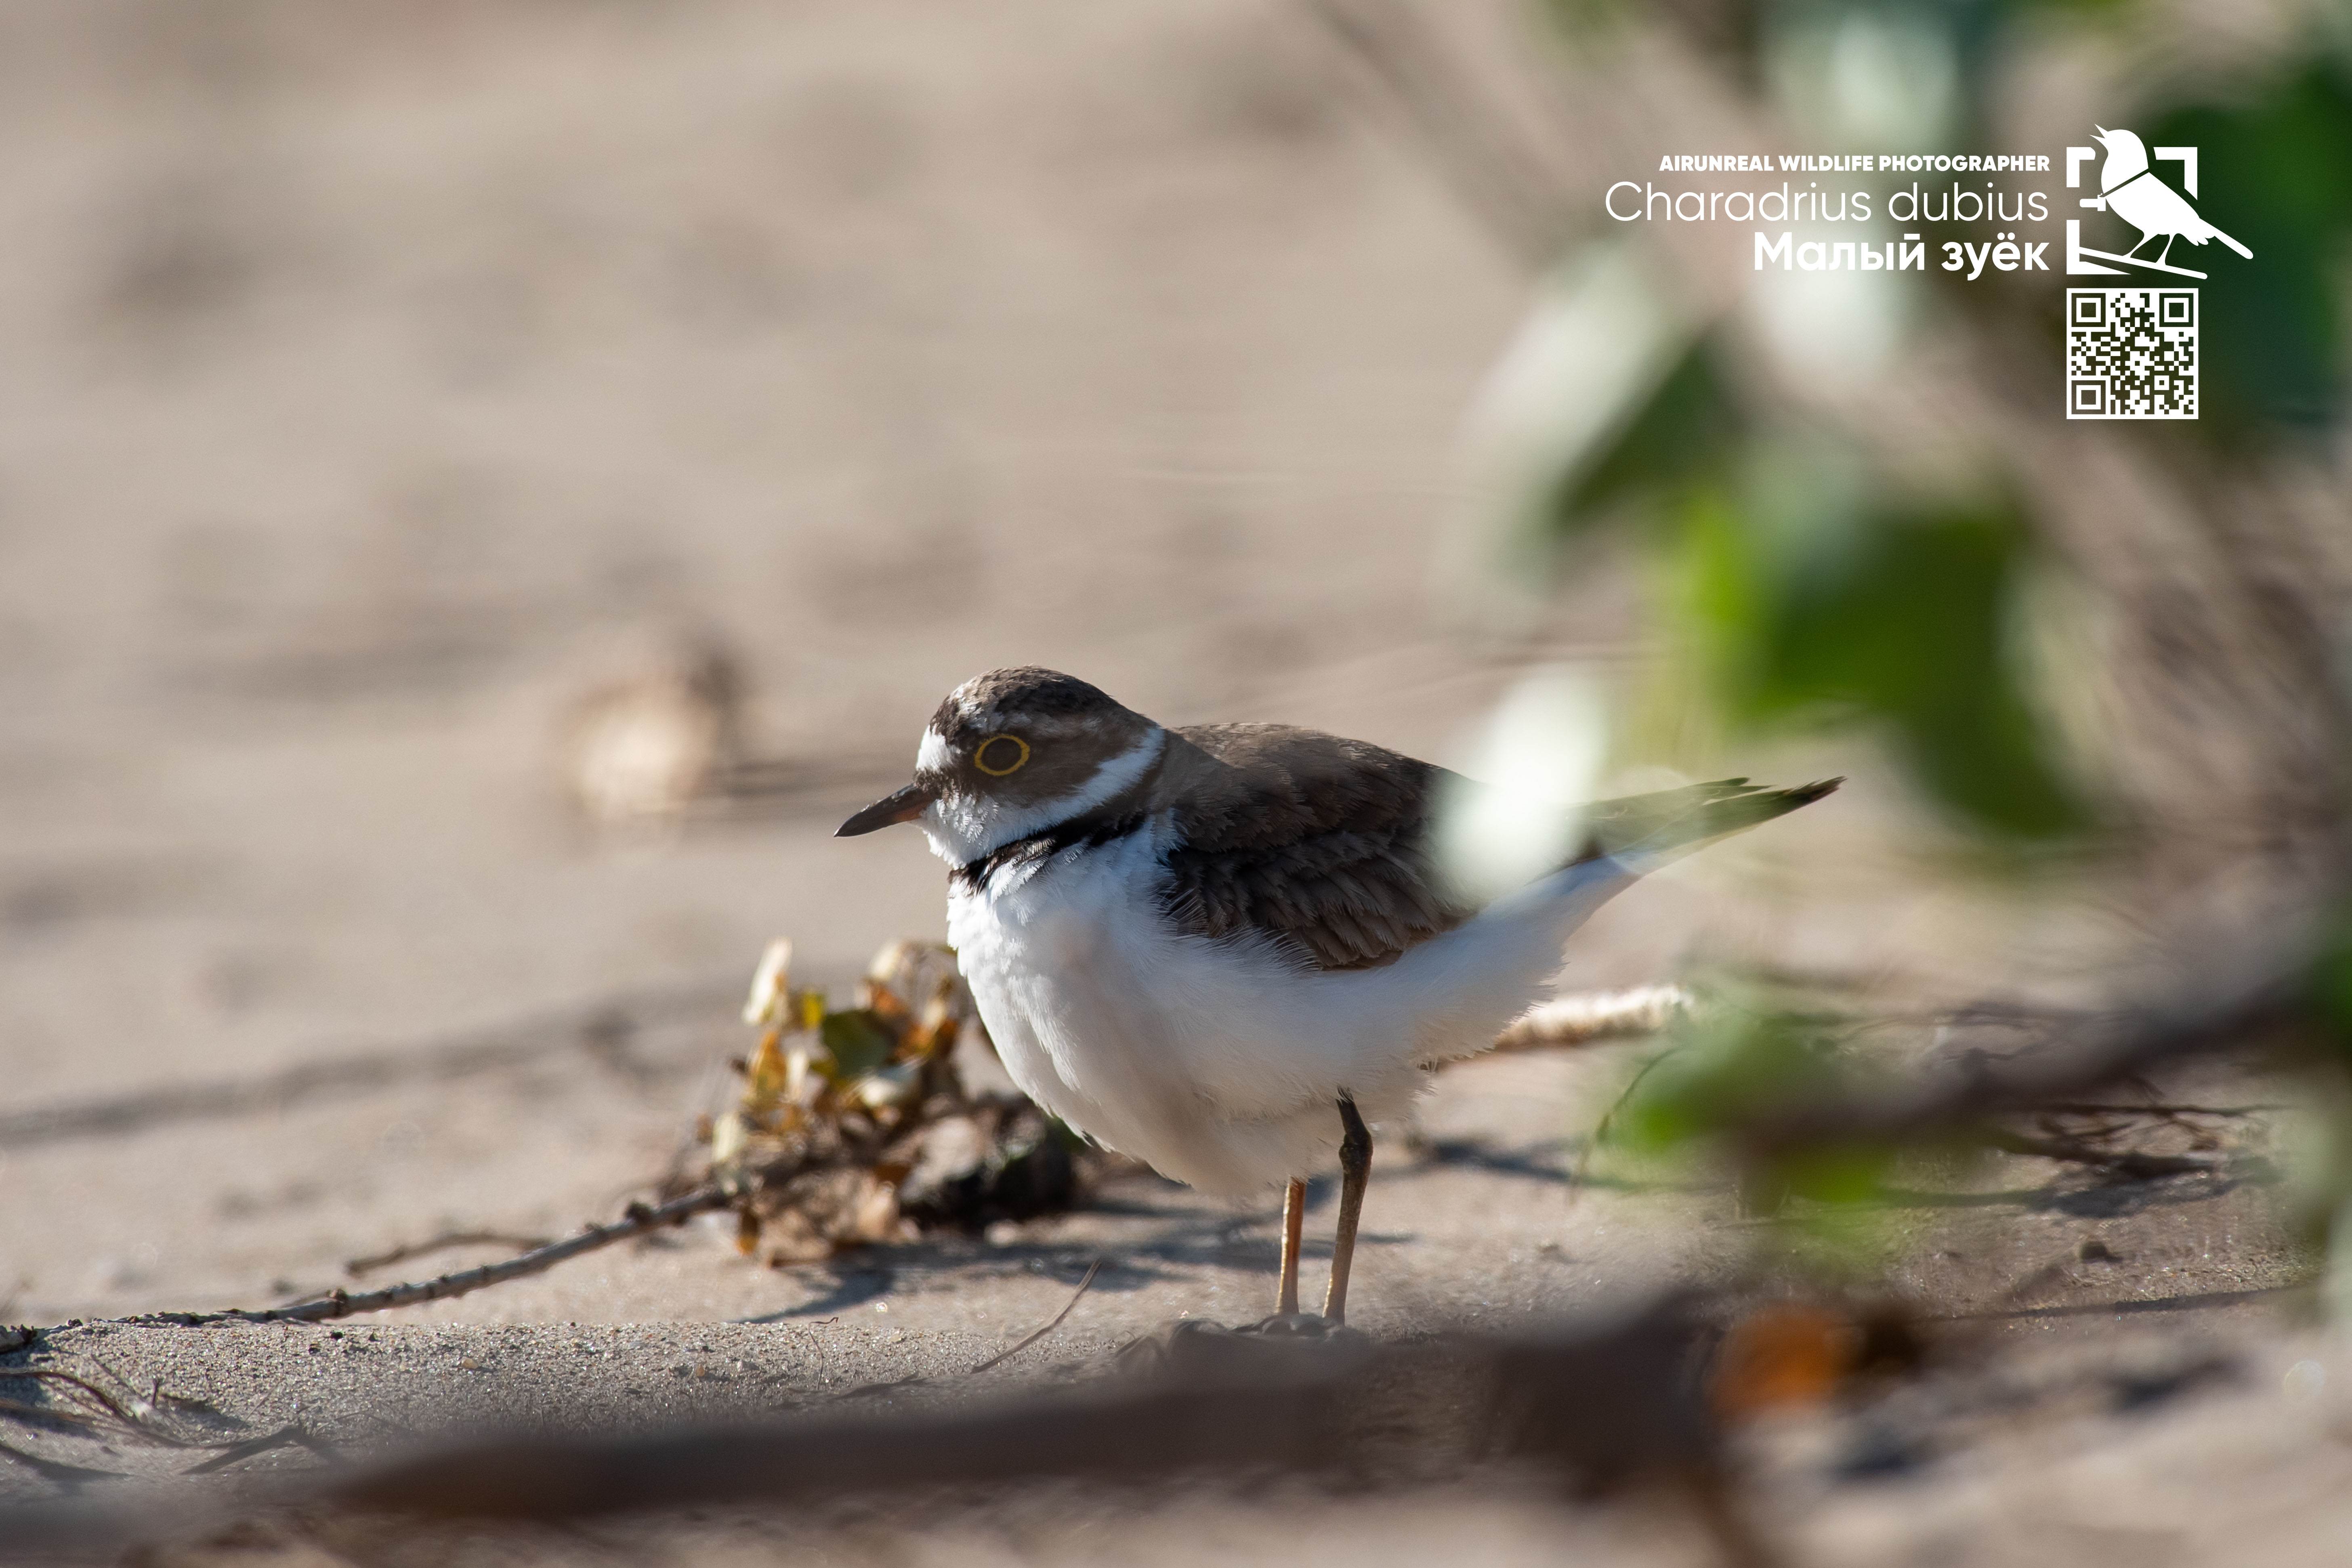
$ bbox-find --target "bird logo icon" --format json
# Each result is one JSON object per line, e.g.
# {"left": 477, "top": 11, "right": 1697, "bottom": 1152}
{"left": 2066, "top": 127, "right": 2252, "bottom": 278}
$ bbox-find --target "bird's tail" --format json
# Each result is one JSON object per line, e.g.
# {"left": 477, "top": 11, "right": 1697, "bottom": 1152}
{"left": 2214, "top": 227, "right": 2253, "bottom": 259}
{"left": 1391, "top": 777, "right": 1838, "bottom": 1071}
{"left": 1576, "top": 776, "right": 1842, "bottom": 867}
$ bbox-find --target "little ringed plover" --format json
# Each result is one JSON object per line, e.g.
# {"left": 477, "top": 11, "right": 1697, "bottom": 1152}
{"left": 839, "top": 667, "right": 1836, "bottom": 1325}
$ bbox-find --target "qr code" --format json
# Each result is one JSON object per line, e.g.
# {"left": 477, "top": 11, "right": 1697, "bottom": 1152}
{"left": 2066, "top": 289, "right": 2197, "bottom": 419}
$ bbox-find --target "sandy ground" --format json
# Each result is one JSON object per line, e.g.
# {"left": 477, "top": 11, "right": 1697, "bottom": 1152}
{"left": 0, "top": 1, "right": 2339, "bottom": 1562}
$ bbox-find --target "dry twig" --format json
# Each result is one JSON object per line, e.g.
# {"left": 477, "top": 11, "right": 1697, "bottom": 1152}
{"left": 1486, "top": 987, "right": 1691, "bottom": 1056}
{"left": 1730, "top": 965, "right": 2308, "bottom": 1164}
{"left": 107, "top": 1186, "right": 729, "bottom": 1329}
{"left": 1978, "top": 1129, "right": 2219, "bottom": 1180}
{"left": 344, "top": 1232, "right": 555, "bottom": 1277}
{"left": 0, "top": 1368, "right": 193, "bottom": 1447}
{"left": 0, "top": 1367, "right": 337, "bottom": 1487}
{"left": 967, "top": 1257, "right": 1106, "bottom": 1377}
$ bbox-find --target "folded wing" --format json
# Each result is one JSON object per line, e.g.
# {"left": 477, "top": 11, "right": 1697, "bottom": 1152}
{"left": 1155, "top": 724, "right": 1836, "bottom": 973}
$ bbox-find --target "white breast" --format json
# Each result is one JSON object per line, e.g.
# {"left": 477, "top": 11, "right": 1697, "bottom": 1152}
{"left": 947, "top": 829, "right": 1214, "bottom": 1175}
{"left": 947, "top": 823, "right": 1641, "bottom": 1196}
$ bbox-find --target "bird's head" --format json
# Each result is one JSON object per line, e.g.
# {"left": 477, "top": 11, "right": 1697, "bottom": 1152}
{"left": 2093, "top": 126, "right": 2150, "bottom": 178}
{"left": 836, "top": 667, "right": 1163, "bottom": 864}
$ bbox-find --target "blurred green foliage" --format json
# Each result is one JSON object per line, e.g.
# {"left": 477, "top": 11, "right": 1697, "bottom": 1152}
{"left": 2151, "top": 57, "right": 2352, "bottom": 434}
{"left": 1596, "top": 992, "right": 1907, "bottom": 1262}
{"left": 1547, "top": 338, "right": 2085, "bottom": 838}
{"left": 1721, "top": 489, "right": 2079, "bottom": 836}
{"left": 1607, "top": 1005, "right": 1846, "bottom": 1155}
{"left": 1529, "top": 9, "right": 2352, "bottom": 839}
{"left": 1531, "top": 1, "right": 2352, "bottom": 1257}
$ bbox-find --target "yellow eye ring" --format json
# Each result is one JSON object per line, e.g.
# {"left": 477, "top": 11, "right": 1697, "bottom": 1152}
{"left": 974, "top": 734, "right": 1031, "bottom": 776}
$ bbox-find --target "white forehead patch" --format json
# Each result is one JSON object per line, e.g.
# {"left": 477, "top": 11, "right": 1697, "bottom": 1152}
{"left": 917, "top": 729, "right": 952, "bottom": 773}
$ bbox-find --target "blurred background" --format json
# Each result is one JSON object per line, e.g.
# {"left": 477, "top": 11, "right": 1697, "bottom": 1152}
{"left": 0, "top": 0, "right": 1557, "bottom": 1110}
{"left": 4, "top": 0, "right": 2350, "bottom": 1344}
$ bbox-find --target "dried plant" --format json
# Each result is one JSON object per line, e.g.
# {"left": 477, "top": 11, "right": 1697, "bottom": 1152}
{"left": 688, "top": 937, "right": 1082, "bottom": 1264}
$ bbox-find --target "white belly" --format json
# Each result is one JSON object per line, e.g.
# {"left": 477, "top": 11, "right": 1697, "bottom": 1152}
{"left": 944, "top": 830, "right": 1636, "bottom": 1196}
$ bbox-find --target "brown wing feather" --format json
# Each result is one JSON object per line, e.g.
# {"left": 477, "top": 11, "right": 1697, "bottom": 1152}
{"left": 1577, "top": 776, "right": 1842, "bottom": 859}
{"left": 1154, "top": 724, "right": 1469, "bottom": 971}
{"left": 1152, "top": 725, "right": 1838, "bottom": 972}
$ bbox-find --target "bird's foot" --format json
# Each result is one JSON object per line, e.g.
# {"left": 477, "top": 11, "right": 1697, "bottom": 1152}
{"left": 1115, "top": 1314, "right": 1370, "bottom": 1379}
{"left": 1233, "top": 1310, "right": 1354, "bottom": 1339}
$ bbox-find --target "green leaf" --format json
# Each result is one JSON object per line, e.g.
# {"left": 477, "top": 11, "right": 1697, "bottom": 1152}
{"left": 817, "top": 1009, "right": 897, "bottom": 1084}
{"left": 1546, "top": 340, "right": 1742, "bottom": 538}
{"left": 2308, "top": 907, "right": 2352, "bottom": 1043}
{"left": 1740, "top": 489, "right": 2086, "bottom": 838}
{"left": 1598, "top": 996, "right": 1903, "bottom": 1266}
{"left": 1606, "top": 1005, "right": 1848, "bottom": 1157}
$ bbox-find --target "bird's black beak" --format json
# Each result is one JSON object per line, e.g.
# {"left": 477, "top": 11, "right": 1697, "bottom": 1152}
{"left": 836, "top": 781, "right": 935, "bottom": 837}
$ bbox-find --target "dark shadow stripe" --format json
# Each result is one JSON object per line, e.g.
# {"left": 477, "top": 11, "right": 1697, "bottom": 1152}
{"left": 1932, "top": 1283, "right": 2311, "bottom": 1322}
{"left": 0, "top": 976, "right": 733, "bottom": 1150}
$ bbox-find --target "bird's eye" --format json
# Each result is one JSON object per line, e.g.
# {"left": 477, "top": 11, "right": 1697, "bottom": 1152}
{"left": 973, "top": 734, "right": 1031, "bottom": 777}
